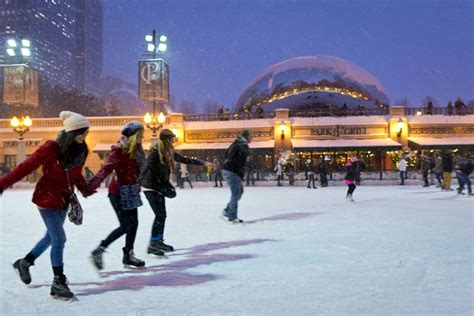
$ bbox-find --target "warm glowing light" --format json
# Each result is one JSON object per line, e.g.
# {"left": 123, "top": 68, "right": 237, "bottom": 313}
{"left": 279, "top": 121, "right": 286, "bottom": 133}
{"left": 10, "top": 116, "right": 20, "bottom": 128}
{"left": 416, "top": 110, "right": 422, "bottom": 116}
{"left": 396, "top": 118, "right": 404, "bottom": 131}
{"left": 23, "top": 116, "right": 32, "bottom": 127}
{"left": 157, "top": 112, "right": 166, "bottom": 124}
{"left": 144, "top": 112, "right": 152, "bottom": 124}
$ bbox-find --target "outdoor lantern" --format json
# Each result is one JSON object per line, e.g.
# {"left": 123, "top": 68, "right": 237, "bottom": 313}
{"left": 396, "top": 118, "right": 404, "bottom": 138}
{"left": 144, "top": 112, "right": 152, "bottom": 124}
{"left": 279, "top": 121, "right": 286, "bottom": 140}
{"left": 157, "top": 112, "right": 166, "bottom": 124}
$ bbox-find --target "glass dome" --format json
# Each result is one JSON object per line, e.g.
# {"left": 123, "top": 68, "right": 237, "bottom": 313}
{"left": 236, "top": 55, "right": 389, "bottom": 111}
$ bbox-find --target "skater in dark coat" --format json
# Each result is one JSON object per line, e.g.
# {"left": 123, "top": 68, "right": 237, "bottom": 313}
{"left": 318, "top": 160, "right": 329, "bottom": 187}
{"left": 140, "top": 129, "right": 213, "bottom": 256}
{"left": 89, "top": 121, "right": 147, "bottom": 270}
{"left": 221, "top": 130, "right": 251, "bottom": 223}
{"left": 344, "top": 157, "right": 358, "bottom": 202}
{"left": 0, "top": 111, "right": 92, "bottom": 299}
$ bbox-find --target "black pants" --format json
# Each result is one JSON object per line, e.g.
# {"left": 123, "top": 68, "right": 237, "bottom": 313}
{"left": 307, "top": 174, "right": 316, "bottom": 188}
{"left": 215, "top": 173, "right": 223, "bottom": 187}
{"left": 320, "top": 174, "right": 328, "bottom": 187}
{"left": 144, "top": 191, "right": 166, "bottom": 239}
{"left": 347, "top": 184, "right": 356, "bottom": 196}
{"left": 100, "top": 194, "right": 138, "bottom": 251}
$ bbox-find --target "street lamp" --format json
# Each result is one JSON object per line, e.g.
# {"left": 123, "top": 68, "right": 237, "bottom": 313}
{"left": 144, "top": 111, "right": 166, "bottom": 138}
{"left": 145, "top": 30, "right": 167, "bottom": 59}
{"left": 5, "top": 37, "right": 32, "bottom": 62}
{"left": 10, "top": 116, "right": 32, "bottom": 166}
{"left": 10, "top": 115, "right": 32, "bottom": 140}
{"left": 396, "top": 117, "right": 404, "bottom": 138}
{"left": 279, "top": 121, "right": 286, "bottom": 140}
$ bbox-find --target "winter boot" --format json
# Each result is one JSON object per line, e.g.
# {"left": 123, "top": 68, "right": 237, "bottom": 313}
{"left": 13, "top": 258, "right": 33, "bottom": 285}
{"left": 50, "top": 275, "right": 74, "bottom": 299}
{"left": 147, "top": 241, "right": 165, "bottom": 256}
{"left": 122, "top": 248, "right": 145, "bottom": 268}
{"left": 90, "top": 246, "right": 106, "bottom": 270}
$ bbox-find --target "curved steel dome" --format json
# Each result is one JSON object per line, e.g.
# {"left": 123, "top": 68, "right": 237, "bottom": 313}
{"left": 236, "top": 56, "right": 389, "bottom": 111}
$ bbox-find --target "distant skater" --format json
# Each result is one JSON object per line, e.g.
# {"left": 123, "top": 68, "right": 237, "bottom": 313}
{"left": 344, "top": 157, "right": 358, "bottom": 202}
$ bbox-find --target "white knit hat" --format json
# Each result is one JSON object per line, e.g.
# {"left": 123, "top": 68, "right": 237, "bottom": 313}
{"left": 59, "top": 111, "right": 90, "bottom": 132}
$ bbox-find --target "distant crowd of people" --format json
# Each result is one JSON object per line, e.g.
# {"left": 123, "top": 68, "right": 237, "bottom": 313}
{"left": 424, "top": 97, "right": 471, "bottom": 115}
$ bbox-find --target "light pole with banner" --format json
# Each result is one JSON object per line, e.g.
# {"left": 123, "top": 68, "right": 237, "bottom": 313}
{"left": 139, "top": 30, "right": 169, "bottom": 143}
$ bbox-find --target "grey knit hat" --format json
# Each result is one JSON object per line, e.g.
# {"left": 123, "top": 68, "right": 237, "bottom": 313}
{"left": 121, "top": 121, "right": 144, "bottom": 137}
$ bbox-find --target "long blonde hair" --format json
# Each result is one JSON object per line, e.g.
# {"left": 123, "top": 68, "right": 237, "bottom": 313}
{"left": 156, "top": 138, "right": 175, "bottom": 171}
{"left": 123, "top": 129, "right": 144, "bottom": 159}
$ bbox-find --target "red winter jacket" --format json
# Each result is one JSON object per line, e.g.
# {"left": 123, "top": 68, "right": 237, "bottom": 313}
{"left": 87, "top": 144, "right": 141, "bottom": 195}
{"left": 0, "top": 140, "right": 93, "bottom": 210}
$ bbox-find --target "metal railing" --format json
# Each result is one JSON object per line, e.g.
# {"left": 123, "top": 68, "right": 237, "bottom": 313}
{"left": 184, "top": 111, "right": 275, "bottom": 121}
{"left": 289, "top": 108, "right": 389, "bottom": 117}
{"left": 405, "top": 107, "right": 474, "bottom": 116}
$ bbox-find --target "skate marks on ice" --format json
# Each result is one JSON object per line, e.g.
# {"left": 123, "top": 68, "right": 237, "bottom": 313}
{"left": 72, "top": 239, "right": 274, "bottom": 296}
{"left": 244, "top": 212, "right": 323, "bottom": 224}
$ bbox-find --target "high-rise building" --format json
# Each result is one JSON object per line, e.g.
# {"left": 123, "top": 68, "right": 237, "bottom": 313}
{"left": 0, "top": 0, "right": 103, "bottom": 94}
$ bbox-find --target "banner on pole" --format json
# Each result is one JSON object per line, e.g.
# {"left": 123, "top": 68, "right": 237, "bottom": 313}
{"left": 2, "top": 65, "right": 39, "bottom": 107}
{"left": 138, "top": 59, "right": 169, "bottom": 103}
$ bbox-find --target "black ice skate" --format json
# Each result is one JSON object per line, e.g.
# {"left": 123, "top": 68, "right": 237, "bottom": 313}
{"left": 13, "top": 258, "right": 33, "bottom": 285}
{"left": 50, "top": 275, "right": 74, "bottom": 299}
{"left": 123, "top": 248, "right": 145, "bottom": 268}
{"left": 90, "top": 246, "right": 106, "bottom": 270}
{"left": 148, "top": 240, "right": 174, "bottom": 255}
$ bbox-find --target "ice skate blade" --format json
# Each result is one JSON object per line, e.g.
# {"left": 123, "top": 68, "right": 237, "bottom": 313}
{"left": 147, "top": 253, "right": 168, "bottom": 259}
{"left": 123, "top": 264, "right": 146, "bottom": 269}
{"left": 50, "top": 291, "right": 74, "bottom": 301}
{"left": 220, "top": 215, "right": 245, "bottom": 224}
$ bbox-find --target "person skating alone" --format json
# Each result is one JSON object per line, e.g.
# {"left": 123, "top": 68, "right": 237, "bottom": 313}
{"left": 222, "top": 130, "right": 251, "bottom": 223}
{"left": 307, "top": 162, "right": 317, "bottom": 189}
{"left": 89, "top": 122, "right": 146, "bottom": 270}
{"left": 213, "top": 159, "right": 223, "bottom": 187}
{"left": 179, "top": 163, "right": 193, "bottom": 188}
{"left": 0, "top": 111, "right": 93, "bottom": 299}
{"left": 140, "top": 129, "right": 213, "bottom": 256}
{"left": 344, "top": 157, "right": 358, "bottom": 202}
{"left": 399, "top": 156, "right": 407, "bottom": 185}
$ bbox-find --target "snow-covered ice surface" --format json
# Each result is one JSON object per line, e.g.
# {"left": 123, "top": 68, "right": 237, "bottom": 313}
{"left": 0, "top": 185, "right": 472, "bottom": 315}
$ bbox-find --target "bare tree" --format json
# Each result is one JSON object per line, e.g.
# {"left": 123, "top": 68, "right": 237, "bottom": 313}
{"left": 422, "top": 96, "right": 438, "bottom": 107}
{"left": 203, "top": 100, "right": 219, "bottom": 114}
{"left": 177, "top": 100, "right": 197, "bottom": 114}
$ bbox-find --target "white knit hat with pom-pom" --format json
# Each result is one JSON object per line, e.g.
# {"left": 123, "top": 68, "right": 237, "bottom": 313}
{"left": 59, "top": 111, "right": 90, "bottom": 132}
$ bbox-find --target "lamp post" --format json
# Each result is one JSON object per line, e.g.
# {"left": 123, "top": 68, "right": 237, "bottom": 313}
{"left": 10, "top": 115, "right": 32, "bottom": 165}
{"left": 6, "top": 37, "right": 32, "bottom": 63}
{"left": 144, "top": 111, "right": 166, "bottom": 141}
{"left": 142, "top": 30, "right": 168, "bottom": 144}
{"left": 396, "top": 117, "right": 404, "bottom": 138}
{"left": 279, "top": 121, "right": 286, "bottom": 140}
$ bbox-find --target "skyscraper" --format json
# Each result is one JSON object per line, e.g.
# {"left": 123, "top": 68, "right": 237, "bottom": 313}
{"left": 0, "top": 0, "right": 103, "bottom": 94}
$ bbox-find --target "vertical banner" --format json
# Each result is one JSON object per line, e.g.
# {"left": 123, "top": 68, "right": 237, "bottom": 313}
{"left": 24, "top": 67, "right": 39, "bottom": 107}
{"left": 3, "top": 65, "right": 24, "bottom": 105}
{"left": 138, "top": 59, "right": 169, "bottom": 103}
{"left": 2, "top": 65, "right": 39, "bottom": 107}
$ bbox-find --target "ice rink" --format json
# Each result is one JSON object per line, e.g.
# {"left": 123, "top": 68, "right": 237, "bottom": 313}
{"left": 0, "top": 185, "right": 472, "bottom": 315}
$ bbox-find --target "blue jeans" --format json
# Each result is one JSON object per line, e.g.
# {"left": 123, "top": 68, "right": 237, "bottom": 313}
{"left": 222, "top": 169, "right": 244, "bottom": 220}
{"left": 31, "top": 208, "right": 67, "bottom": 267}
{"left": 458, "top": 173, "right": 472, "bottom": 193}
{"left": 399, "top": 171, "right": 405, "bottom": 184}
{"left": 144, "top": 190, "right": 166, "bottom": 240}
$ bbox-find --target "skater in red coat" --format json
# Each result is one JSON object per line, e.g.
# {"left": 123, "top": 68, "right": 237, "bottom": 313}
{"left": 0, "top": 111, "right": 93, "bottom": 299}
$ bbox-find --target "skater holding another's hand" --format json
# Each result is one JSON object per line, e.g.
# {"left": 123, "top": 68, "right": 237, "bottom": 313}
{"left": 140, "top": 129, "right": 214, "bottom": 256}
{"left": 89, "top": 121, "right": 146, "bottom": 270}
{"left": 0, "top": 111, "right": 93, "bottom": 299}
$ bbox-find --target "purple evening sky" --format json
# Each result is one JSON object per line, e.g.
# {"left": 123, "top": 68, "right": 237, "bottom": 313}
{"left": 103, "top": 0, "right": 473, "bottom": 111}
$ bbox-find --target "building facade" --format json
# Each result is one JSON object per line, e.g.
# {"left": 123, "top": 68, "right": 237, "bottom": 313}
{"left": 1, "top": 107, "right": 473, "bottom": 182}
{"left": 0, "top": 0, "right": 103, "bottom": 93}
